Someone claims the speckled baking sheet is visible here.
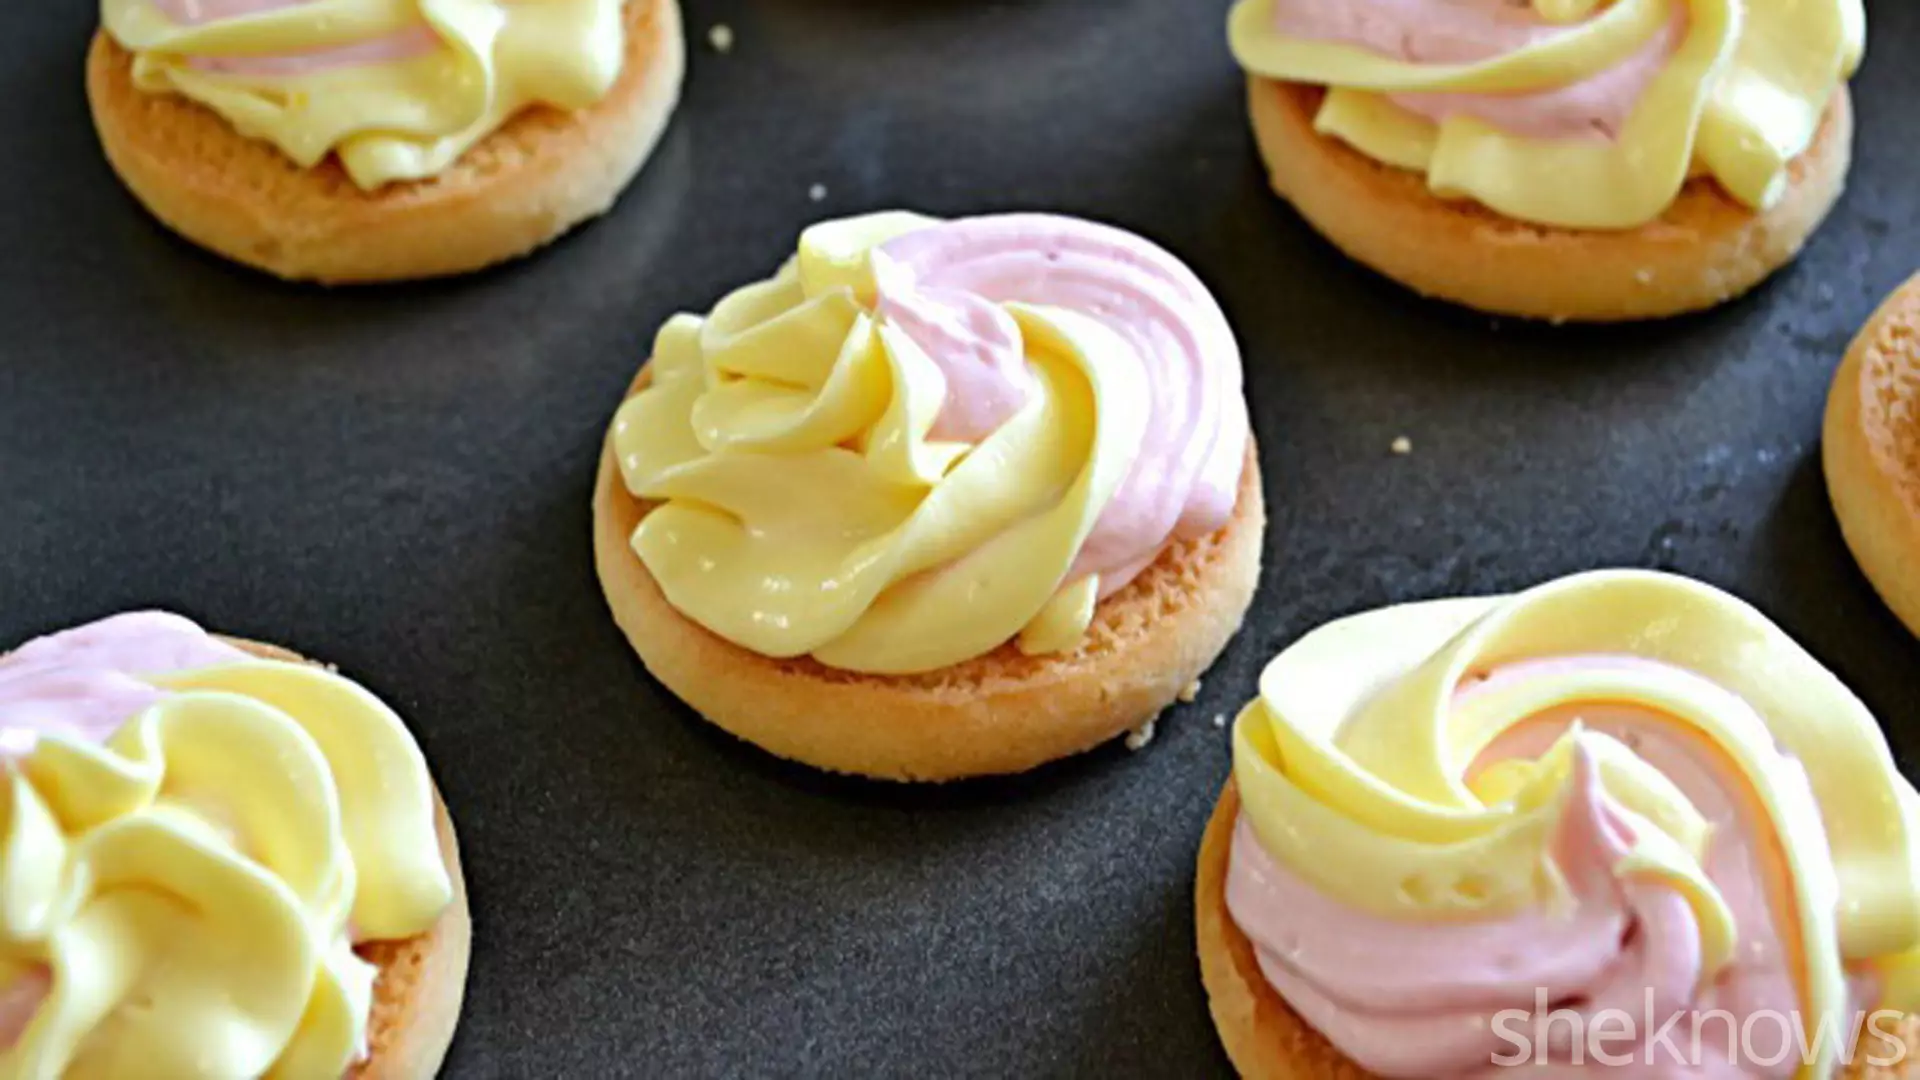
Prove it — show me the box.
[4,0,1918,1074]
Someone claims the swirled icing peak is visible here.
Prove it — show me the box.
[1228,0,1866,228]
[101,0,625,188]
[611,211,1250,675]
[0,613,452,1077]
[1225,570,1920,1078]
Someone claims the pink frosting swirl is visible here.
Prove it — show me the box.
[150,0,436,75]
[1226,658,1825,1078]
[1270,0,1684,139]
[0,612,247,757]
[0,612,249,1047]
[870,214,1250,595]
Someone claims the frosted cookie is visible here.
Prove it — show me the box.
[1825,273,1920,640]
[1229,0,1862,321]
[87,0,683,282]
[1199,570,1920,1077]
[0,612,468,1076]
[594,211,1265,782]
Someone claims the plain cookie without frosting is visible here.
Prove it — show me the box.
[1825,274,1920,640]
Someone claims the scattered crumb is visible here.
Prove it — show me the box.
[1212,713,1228,729]
[1125,717,1158,752]
[1549,314,1569,327]
[1178,679,1201,703]
[707,23,734,52]
[1390,435,1413,455]
[808,183,828,203]
[1634,268,1654,285]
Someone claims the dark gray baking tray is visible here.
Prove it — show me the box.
[4,0,1919,1074]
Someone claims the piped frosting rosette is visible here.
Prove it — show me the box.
[0,613,451,1077]
[1227,0,1866,228]
[1225,570,1920,1077]
[611,211,1250,675]
[101,0,624,187]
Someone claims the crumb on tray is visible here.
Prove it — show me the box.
[1125,716,1158,752]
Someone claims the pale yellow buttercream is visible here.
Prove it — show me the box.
[610,213,1155,675]
[0,660,450,1078]
[1229,0,1865,228]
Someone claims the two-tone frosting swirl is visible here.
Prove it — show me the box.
[1228,0,1866,228]
[102,0,624,187]
[610,211,1250,675]
[1224,570,1920,1077]
[0,613,451,1077]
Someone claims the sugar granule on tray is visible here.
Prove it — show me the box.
[707,23,734,52]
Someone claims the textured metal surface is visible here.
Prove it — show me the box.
[3,0,1918,1075]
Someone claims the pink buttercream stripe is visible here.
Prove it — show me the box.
[1224,657,1811,1077]
[1271,0,1685,140]
[145,0,439,76]
[872,215,1249,598]
[190,24,439,75]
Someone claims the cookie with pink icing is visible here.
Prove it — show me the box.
[0,612,469,1077]
[86,0,685,281]
[1197,569,1920,1078]
[594,211,1267,781]
[1226,0,1864,320]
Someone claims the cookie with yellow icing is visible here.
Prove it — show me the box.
[1197,570,1920,1077]
[1230,0,1862,322]
[0,614,468,1077]
[1196,785,1920,1080]
[86,0,683,283]
[1824,273,1920,640]
[594,211,1265,782]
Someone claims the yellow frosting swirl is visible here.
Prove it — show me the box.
[102,0,624,188]
[612,213,1157,675]
[1228,0,1866,228]
[0,659,451,1078]
[1230,569,1920,1077]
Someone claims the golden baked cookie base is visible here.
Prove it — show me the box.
[1248,79,1853,322]
[1824,273,1920,640]
[228,638,472,1080]
[1195,783,1920,1079]
[85,0,684,283]
[592,367,1266,782]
